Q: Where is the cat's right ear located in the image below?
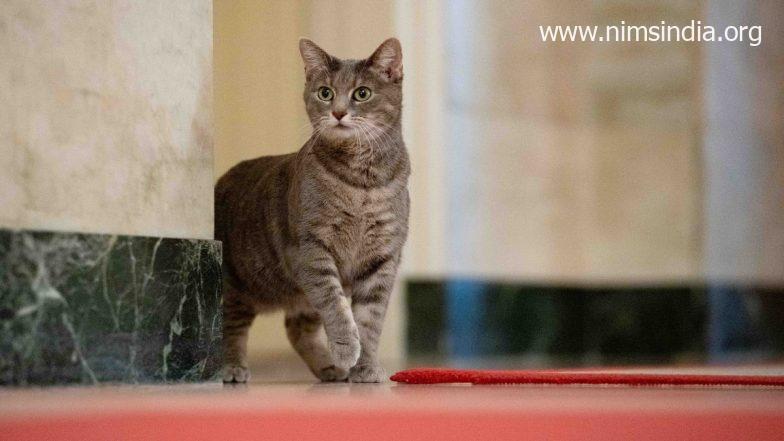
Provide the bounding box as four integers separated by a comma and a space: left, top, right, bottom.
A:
299, 38, 331, 79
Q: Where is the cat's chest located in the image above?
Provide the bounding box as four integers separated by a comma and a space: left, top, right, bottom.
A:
329, 192, 392, 240
319, 187, 401, 260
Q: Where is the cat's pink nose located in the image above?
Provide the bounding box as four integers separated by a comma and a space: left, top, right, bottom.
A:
332, 111, 347, 121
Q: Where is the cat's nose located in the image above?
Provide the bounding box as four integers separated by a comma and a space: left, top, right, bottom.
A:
332, 111, 347, 121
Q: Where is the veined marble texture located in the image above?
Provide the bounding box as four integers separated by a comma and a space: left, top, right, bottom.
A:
0, 229, 222, 385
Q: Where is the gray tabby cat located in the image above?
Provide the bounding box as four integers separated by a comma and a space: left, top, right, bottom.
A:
215, 38, 409, 383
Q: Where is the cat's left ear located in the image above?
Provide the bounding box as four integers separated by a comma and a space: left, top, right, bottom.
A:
368, 38, 403, 83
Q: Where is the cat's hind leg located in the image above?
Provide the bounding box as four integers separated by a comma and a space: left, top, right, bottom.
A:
285, 302, 349, 382
222, 286, 256, 383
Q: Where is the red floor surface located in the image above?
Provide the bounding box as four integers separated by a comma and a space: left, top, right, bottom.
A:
2, 381, 784, 441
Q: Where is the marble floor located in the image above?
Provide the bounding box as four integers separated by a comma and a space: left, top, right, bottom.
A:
1, 363, 783, 440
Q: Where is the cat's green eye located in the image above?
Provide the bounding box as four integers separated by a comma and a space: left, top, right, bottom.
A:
352, 87, 372, 102
317, 87, 334, 101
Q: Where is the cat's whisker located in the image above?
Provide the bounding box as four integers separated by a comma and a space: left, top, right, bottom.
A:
357, 125, 382, 157
298, 117, 330, 145
364, 123, 385, 156
296, 120, 313, 135
354, 121, 375, 153
359, 121, 393, 157
356, 123, 376, 157
355, 116, 394, 131
356, 127, 368, 154
353, 118, 379, 135
356, 119, 397, 155
361, 127, 376, 160
353, 125, 361, 152
363, 125, 380, 155
305, 122, 328, 149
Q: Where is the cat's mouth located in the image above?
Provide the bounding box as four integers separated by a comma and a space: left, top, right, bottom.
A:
331, 122, 355, 132
320, 122, 357, 140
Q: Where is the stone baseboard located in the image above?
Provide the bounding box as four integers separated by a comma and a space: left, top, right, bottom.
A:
0, 229, 222, 386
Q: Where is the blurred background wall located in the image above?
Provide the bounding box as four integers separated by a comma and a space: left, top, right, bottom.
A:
444, 0, 704, 283
0, 0, 214, 240
214, 0, 783, 368
704, 0, 784, 284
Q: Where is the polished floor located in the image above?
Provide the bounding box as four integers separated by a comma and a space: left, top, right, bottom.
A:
1, 364, 783, 441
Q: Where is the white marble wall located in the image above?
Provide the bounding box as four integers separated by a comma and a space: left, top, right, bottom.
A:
0, 0, 213, 240
703, 0, 784, 284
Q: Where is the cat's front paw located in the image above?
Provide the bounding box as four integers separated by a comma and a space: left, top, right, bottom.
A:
317, 365, 349, 382
349, 364, 386, 383
328, 334, 361, 371
222, 364, 250, 383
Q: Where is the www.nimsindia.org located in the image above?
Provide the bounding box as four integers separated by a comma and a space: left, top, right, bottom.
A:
540, 20, 762, 47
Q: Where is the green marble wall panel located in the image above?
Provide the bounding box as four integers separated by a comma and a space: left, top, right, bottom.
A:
0, 229, 222, 386
407, 280, 784, 366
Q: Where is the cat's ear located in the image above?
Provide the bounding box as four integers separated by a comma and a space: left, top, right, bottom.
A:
299, 38, 332, 79
368, 38, 403, 83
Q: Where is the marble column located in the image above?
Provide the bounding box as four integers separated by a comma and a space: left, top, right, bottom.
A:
0, 1, 221, 385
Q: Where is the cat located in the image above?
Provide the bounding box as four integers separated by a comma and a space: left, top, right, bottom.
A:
214, 38, 409, 383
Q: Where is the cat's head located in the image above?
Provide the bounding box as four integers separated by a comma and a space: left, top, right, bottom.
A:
299, 38, 403, 144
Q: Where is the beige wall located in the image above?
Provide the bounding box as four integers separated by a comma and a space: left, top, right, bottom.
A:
0, 0, 214, 240
214, 0, 310, 177
440, 0, 704, 284
396, 0, 449, 279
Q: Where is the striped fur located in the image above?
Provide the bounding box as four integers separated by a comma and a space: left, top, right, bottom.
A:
215, 38, 409, 383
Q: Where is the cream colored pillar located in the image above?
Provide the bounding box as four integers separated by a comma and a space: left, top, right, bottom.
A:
1, 0, 214, 240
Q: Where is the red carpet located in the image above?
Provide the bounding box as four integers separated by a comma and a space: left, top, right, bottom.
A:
391, 368, 784, 387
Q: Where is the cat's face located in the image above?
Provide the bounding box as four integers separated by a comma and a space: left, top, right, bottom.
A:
300, 38, 403, 145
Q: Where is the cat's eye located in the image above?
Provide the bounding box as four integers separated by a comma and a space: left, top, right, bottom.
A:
317, 87, 334, 101
352, 87, 372, 102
